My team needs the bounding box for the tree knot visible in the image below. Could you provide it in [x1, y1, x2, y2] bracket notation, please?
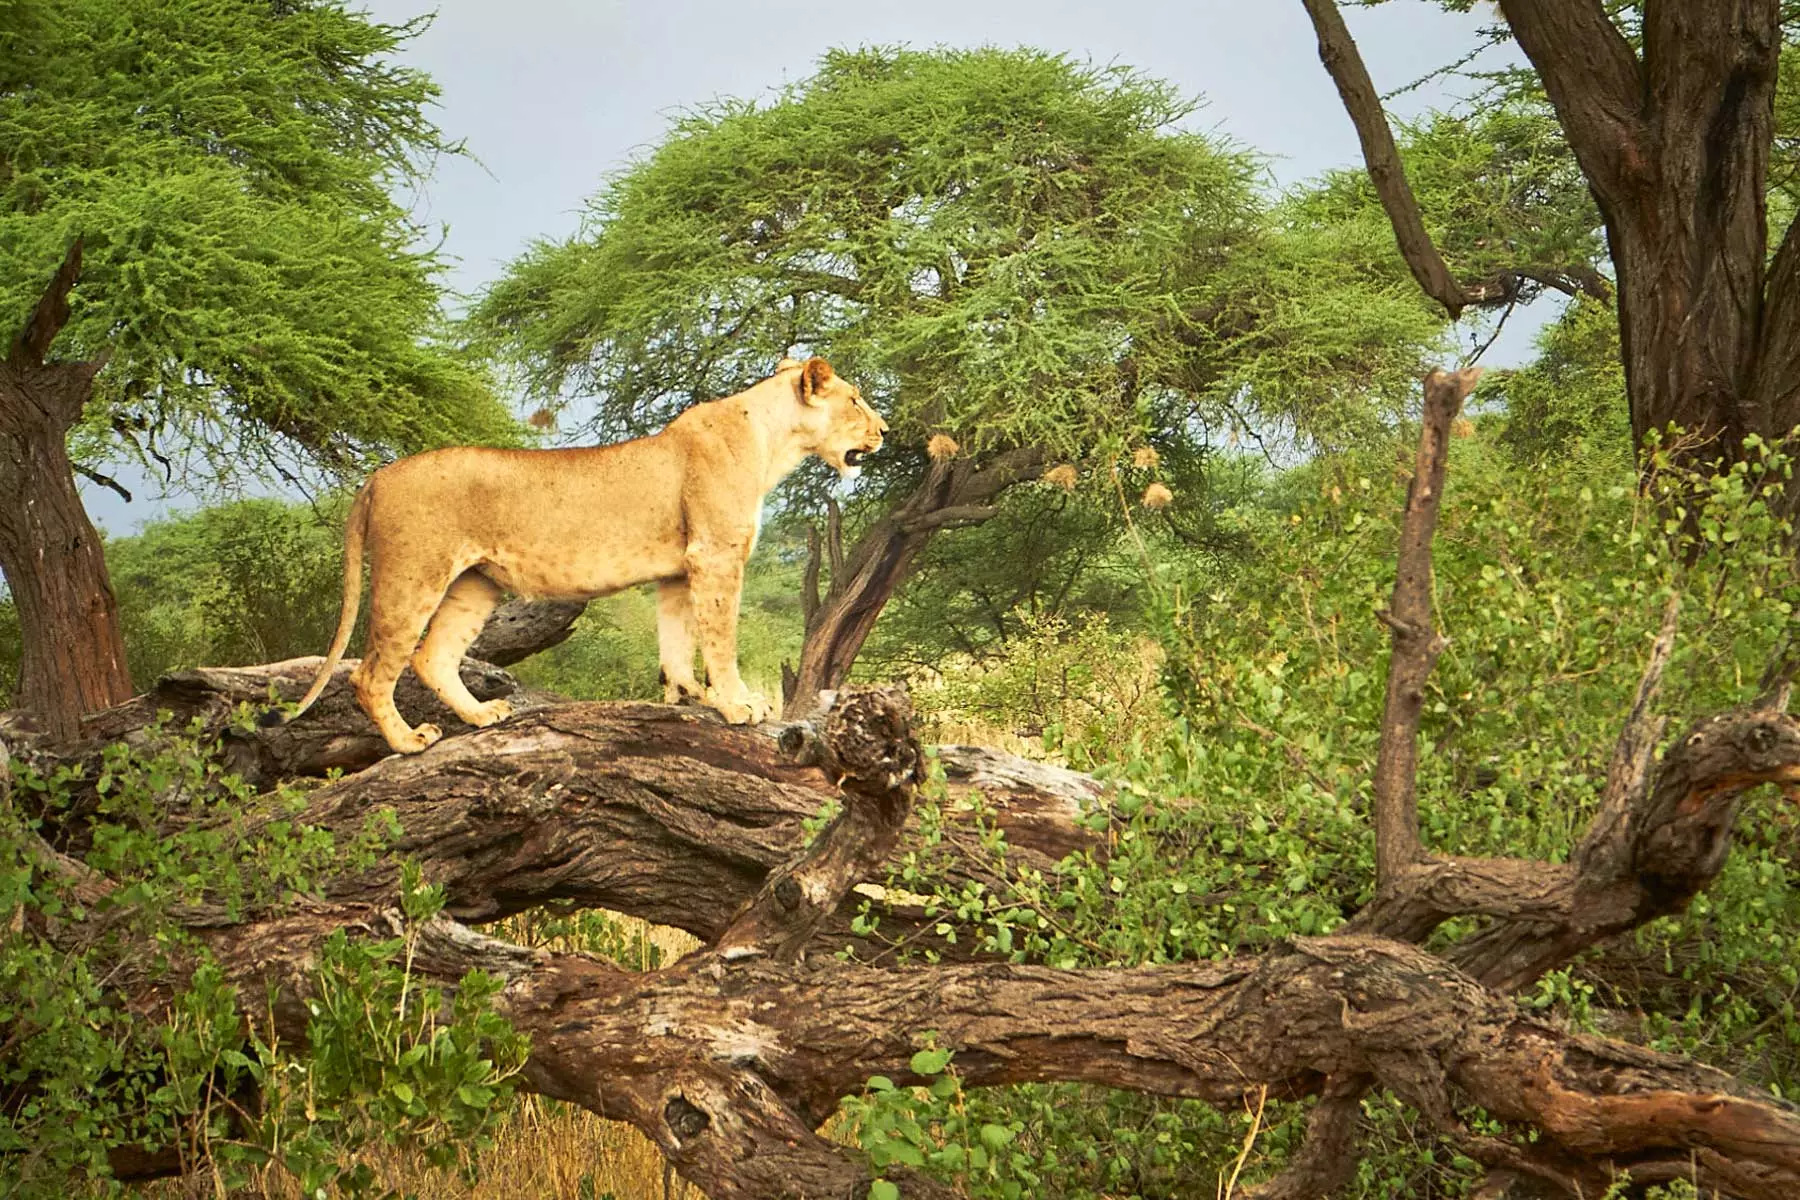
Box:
[820, 685, 920, 794]
[664, 1094, 710, 1140]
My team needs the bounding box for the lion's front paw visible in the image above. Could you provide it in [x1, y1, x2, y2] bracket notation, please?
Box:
[392, 722, 443, 754]
[468, 698, 513, 728]
[705, 687, 773, 725]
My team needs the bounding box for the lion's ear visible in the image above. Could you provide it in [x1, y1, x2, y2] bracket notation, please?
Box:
[800, 356, 834, 406]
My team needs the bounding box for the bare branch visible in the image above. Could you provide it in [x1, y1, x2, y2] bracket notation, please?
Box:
[1240, 1081, 1366, 1200]
[715, 687, 921, 961]
[824, 493, 845, 593]
[895, 503, 999, 534]
[1576, 593, 1680, 871]
[1299, 0, 1470, 318]
[1373, 368, 1481, 884]
[801, 521, 823, 627]
[72, 463, 132, 504]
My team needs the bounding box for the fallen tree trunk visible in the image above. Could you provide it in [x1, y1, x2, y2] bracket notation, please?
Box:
[11, 667, 1106, 958]
[28, 683, 1797, 1199]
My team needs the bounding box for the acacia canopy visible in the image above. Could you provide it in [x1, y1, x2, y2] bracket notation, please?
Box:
[472, 46, 1443, 469]
[0, 0, 516, 478]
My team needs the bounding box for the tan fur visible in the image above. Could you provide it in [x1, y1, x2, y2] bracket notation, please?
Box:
[283, 357, 886, 754]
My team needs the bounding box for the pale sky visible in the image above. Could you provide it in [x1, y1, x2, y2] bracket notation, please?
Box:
[81, 0, 1538, 532]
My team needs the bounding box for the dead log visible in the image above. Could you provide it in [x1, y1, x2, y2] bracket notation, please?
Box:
[467, 596, 587, 666]
[48, 682, 1800, 1199]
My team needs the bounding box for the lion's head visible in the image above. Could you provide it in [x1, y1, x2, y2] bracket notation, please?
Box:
[782, 356, 887, 482]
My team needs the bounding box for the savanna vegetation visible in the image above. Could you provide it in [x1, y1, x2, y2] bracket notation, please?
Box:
[2, 2, 1799, 1198]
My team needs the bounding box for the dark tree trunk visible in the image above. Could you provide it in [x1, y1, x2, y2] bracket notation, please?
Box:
[782, 447, 1045, 718]
[0, 241, 132, 739]
[1499, 0, 1788, 456]
[1303, 0, 1800, 467]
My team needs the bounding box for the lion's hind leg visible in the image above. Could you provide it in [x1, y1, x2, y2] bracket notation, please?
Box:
[352, 568, 462, 755]
[412, 570, 512, 730]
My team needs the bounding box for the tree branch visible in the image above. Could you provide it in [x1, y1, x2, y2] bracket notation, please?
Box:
[1299, 0, 1472, 318]
[1492, 0, 1648, 211]
[717, 687, 921, 960]
[1373, 368, 1480, 885]
[894, 503, 999, 534]
[8, 238, 83, 369]
[71, 462, 132, 504]
[467, 598, 587, 666]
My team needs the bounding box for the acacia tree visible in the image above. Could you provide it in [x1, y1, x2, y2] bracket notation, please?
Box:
[0, 0, 517, 738]
[1301, 0, 1800, 462]
[470, 47, 1445, 716]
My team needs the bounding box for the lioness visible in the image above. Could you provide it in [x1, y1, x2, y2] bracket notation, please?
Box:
[272, 356, 885, 754]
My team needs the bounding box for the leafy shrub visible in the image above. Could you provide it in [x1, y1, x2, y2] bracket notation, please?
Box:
[0, 723, 527, 1196]
[851, 430, 1799, 1197]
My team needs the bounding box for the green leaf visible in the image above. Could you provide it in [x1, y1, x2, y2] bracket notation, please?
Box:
[909, 1049, 952, 1076]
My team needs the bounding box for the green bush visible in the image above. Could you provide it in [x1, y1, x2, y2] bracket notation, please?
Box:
[0, 723, 526, 1196]
[851, 430, 1799, 1197]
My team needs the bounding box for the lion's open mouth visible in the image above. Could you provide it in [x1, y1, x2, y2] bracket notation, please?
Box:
[844, 449, 868, 467]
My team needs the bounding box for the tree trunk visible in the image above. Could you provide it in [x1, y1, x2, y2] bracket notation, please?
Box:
[18, 680, 1800, 1198]
[1304, 0, 1800, 468]
[783, 447, 1045, 718]
[1500, 0, 1787, 456]
[0, 241, 132, 739]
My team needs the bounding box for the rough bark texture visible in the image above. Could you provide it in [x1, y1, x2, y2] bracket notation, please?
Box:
[782, 446, 1046, 718]
[1372, 368, 1479, 883]
[466, 597, 588, 666]
[1303, 0, 1798, 462]
[0, 240, 133, 739]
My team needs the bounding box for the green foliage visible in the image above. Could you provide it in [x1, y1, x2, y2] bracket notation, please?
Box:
[0, 0, 519, 484]
[509, 533, 807, 703]
[471, 46, 1443, 514]
[1488, 295, 1633, 465]
[872, 429, 1799, 1195]
[1293, 101, 1602, 306]
[0, 725, 526, 1195]
[108, 497, 358, 687]
[231, 866, 529, 1194]
[842, 1049, 1041, 1200]
[0, 497, 355, 702]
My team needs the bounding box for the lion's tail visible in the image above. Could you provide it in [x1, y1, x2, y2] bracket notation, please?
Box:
[258, 482, 374, 728]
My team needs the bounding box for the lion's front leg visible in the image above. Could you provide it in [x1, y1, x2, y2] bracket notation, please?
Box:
[684, 540, 770, 725]
[656, 578, 704, 705]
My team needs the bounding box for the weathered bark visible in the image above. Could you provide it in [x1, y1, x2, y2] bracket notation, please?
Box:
[25, 668, 1796, 1199]
[1302, 0, 1798, 463]
[12, 668, 1107, 957]
[0, 240, 133, 740]
[1372, 367, 1479, 884]
[782, 446, 1046, 718]
[466, 597, 587, 666]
